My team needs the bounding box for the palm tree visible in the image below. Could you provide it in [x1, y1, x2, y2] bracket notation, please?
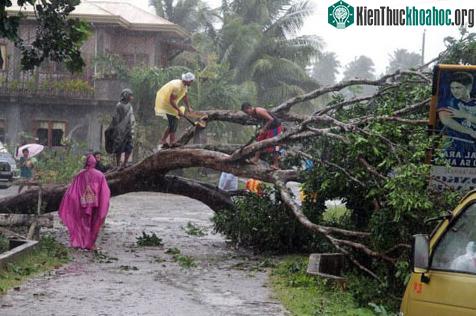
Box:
[218, 0, 321, 105]
[342, 55, 376, 97]
[149, 0, 215, 32]
[343, 55, 376, 80]
[312, 51, 341, 86]
[386, 49, 421, 74]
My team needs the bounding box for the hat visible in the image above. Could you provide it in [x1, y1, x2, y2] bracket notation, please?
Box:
[181, 72, 195, 82]
[120, 88, 133, 102]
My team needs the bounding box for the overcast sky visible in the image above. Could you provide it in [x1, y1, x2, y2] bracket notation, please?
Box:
[132, 0, 473, 76]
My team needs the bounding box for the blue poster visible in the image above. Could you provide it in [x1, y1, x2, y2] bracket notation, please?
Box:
[436, 69, 476, 167]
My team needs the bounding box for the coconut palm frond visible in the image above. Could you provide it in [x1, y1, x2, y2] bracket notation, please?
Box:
[149, 0, 165, 17]
[250, 57, 274, 78]
[264, 0, 313, 36]
[270, 35, 321, 65]
[259, 82, 306, 105]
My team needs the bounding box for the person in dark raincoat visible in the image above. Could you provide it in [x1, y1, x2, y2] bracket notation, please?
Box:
[108, 88, 135, 169]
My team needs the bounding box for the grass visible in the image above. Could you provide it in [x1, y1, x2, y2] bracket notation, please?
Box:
[271, 256, 374, 316]
[173, 254, 197, 268]
[182, 222, 207, 237]
[165, 247, 196, 268]
[0, 235, 69, 294]
[0, 234, 9, 253]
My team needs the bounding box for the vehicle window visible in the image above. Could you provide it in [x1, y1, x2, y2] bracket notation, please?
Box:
[0, 162, 10, 172]
[432, 203, 476, 274]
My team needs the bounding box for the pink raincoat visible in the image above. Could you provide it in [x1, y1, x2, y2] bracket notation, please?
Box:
[59, 155, 111, 250]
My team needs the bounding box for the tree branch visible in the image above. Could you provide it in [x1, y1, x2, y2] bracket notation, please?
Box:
[271, 73, 400, 114]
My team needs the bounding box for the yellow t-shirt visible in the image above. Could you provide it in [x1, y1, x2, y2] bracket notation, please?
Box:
[154, 79, 188, 118]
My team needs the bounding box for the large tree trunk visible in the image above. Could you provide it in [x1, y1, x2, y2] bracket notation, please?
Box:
[0, 172, 236, 214]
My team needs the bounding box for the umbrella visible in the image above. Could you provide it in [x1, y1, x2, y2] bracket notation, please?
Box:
[16, 144, 44, 159]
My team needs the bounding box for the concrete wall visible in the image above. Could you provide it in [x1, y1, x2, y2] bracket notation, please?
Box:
[95, 79, 128, 101]
[1, 97, 115, 151]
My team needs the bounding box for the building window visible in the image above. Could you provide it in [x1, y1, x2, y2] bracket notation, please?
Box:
[0, 44, 7, 71]
[36, 121, 66, 147]
[122, 54, 135, 69]
[136, 54, 149, 67]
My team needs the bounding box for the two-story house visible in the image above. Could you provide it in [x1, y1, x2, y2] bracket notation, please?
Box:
[0, 0, 188, 151]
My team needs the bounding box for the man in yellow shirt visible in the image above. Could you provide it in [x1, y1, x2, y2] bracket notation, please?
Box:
[155, 72, 195, 147]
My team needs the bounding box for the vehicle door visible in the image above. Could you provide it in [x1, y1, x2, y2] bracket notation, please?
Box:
[406, 203, 476, 315]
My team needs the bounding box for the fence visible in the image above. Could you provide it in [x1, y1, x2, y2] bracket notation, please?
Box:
[0, 71, 95, 100]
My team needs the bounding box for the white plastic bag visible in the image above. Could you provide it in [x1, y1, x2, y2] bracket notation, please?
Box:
[218, 172, 238, 191]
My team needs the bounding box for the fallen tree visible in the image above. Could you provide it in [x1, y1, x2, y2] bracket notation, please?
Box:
[0, 46, 466, 289]
[0, 174, 237, 214]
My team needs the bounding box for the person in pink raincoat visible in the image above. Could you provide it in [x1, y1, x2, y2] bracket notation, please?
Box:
[59, 154, 111, 250]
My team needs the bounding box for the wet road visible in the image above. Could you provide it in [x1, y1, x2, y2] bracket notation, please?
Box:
[0, 191, 286, 316]
[0, 185, 19, 198]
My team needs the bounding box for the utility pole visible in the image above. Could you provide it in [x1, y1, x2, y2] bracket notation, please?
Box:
[421, 29, 426, 66]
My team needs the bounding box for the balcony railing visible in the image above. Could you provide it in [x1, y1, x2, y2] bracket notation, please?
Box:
[0, 71, 95, 100]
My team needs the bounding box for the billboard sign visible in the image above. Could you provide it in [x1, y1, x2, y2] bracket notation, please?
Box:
[429, 65, 476, 191]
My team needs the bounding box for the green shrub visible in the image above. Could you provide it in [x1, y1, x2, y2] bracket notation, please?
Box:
[345, 271, 400, 312]
[35, 143, 87, 185]
[213, 188, 329, 253]
[39, 235, 69, 261]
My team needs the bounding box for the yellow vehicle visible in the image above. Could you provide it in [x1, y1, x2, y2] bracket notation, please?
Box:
[401, 191, 476, 315]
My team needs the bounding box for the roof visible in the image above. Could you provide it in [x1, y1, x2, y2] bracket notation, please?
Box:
[7, 0, 188, 38]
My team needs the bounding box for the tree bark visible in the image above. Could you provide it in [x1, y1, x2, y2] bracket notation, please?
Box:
[0, 173, 235, 214]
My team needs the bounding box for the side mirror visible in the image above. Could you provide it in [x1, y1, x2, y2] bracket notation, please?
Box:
[413, 234, 430, 273]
